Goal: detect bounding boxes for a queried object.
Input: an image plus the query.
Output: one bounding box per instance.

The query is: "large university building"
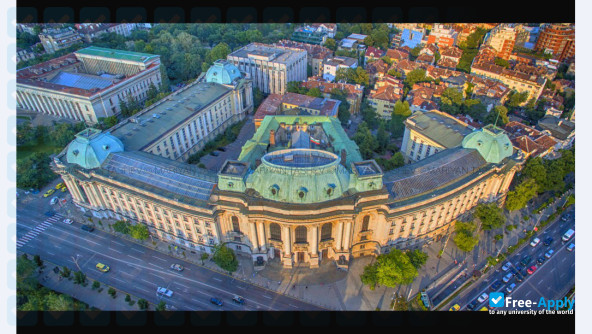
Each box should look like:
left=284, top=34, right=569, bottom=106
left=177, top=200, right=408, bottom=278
left=16, top=46, right=162, bottom=124
left=53, top=79, right=521, bottom=268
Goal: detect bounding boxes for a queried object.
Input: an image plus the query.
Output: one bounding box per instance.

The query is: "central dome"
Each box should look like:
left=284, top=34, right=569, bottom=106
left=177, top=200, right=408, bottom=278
left=245, top=148, right=350, bottom=204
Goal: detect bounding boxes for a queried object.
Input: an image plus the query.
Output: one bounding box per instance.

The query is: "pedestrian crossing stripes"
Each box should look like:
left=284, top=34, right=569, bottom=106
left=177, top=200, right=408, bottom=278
left=17, top=214, right=62, bottom=248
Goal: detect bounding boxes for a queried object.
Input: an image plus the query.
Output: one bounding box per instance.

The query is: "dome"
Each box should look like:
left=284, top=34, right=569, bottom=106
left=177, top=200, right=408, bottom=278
left=245, top=149, right=350, bottom=204
left=461, top=124, right=514, bottom=164
left=205, top=60, right=243, bottom=85
left=66, top=128, right=124, bottom=169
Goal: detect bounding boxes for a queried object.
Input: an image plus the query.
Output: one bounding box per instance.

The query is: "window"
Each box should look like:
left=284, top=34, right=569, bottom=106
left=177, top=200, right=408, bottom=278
left=361, top=216, right=370, bottom=232
left=321, top=223, right=332, bottom=241
left=295, top=226, right=307, bottom=243
left=270, top=223, right=281, bottom=241
left=231, top=216, right=240, bottom=233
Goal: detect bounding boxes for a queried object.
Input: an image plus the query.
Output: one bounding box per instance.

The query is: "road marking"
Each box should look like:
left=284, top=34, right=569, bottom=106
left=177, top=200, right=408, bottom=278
left=141, top=278, right=153, bottom=285
left=538, top=279, right=544, bottom=285
left=127, top=255, right=142, bottom=261
left=111, top=241, right=125, bottom=246
left=108, top=248, right=123, bottom=253
left=152, top=256, right=167, bottom=262
left=111, top=277, right=126, bottom=284
left=130, top=248, right=144, bottom=253
left=147, top=262, right=160, bottom=268
left=212, top=277, right=222, bottom=282
left=262, top=295, right=272, bottom=299
left=136, top=287, right=152, bottom=294
left=174, top=283, right=191, bottom=290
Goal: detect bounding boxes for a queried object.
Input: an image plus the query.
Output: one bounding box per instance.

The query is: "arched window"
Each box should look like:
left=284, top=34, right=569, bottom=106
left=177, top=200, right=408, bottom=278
left=361, top=215, right=370, bottom=232
left=321, top=223, right=332, bottom=241
left=231, top=216, right=240, bottom=233
left=295, top=226, right=307, bottom=243
left=270, top=223, right=281, bottom=241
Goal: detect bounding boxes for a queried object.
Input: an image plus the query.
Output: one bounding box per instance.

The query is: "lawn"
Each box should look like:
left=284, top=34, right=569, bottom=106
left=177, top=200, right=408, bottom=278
left=17, top=143, right=62, bottom=162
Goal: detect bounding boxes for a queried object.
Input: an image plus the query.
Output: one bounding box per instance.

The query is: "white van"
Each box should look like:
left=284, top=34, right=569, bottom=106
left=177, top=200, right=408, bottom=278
left=562, top=229, right=574, bottom=242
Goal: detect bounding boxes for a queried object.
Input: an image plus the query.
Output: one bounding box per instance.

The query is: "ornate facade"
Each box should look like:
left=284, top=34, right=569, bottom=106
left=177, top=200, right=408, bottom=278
left=52, top=68, right=521, bottom=269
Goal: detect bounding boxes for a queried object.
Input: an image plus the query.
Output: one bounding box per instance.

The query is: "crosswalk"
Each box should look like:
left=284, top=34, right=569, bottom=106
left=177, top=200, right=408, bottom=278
left=17, top=214, right=63, bottom=248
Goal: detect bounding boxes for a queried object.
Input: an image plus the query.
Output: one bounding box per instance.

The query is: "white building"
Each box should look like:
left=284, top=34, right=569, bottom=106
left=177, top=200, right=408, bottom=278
left=322, top=56, right=358, bottom=82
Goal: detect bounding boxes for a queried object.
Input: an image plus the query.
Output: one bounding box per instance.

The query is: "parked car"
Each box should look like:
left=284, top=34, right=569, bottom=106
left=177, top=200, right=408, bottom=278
left=501, top=262, right=512, bottom=271
left=44, top=211, right=55, bottom=217
left=55, top=182, right=65, bottom=190
left=537, top=256, right=546, bottom=265
left=157, top=287, right=174, bottom=298
left=543, top=237, right=553, bottom=246
left=170, top=264, right=184, bottom=272
left=60, top=186, right=68, bottom=192
left=503, top=272, right=513, bottom=283
left=63, top=218, right=73, bottom=224
left=449, top=304, right=461, bottom=311
left=530, top=238, right=541, bottom=247
left=562, top=229, right=574, bottom=242
left=81, top=225, right=94, bottom=232
left=210, top=297, right=223, bottom=306
left=210, top=151, right=220, bottom=156
left=477, top=293, right=489, bottom=303
left=43, top=189, right=55, bottom=197
left=506, top=283, right=517, bottom=293
left=217, top=147, right=226, bottom=152
left=566, top=242, right=575, bottom=252
left=466, top=300, right=478, bottom=311
left=490, top=280, right=502, bottom=291
left=96, top=263, right=110, bottom=273
left=515, top=273, right=524, bottom=282
left=232, top=295, right=245, bottom=305
left=545, top=250, right=554, bottom=258
left=520, top=255, right=531, bottom=267
left=50, top=197, right=59, bottom=205
left=527, top=265, right=537, bottom=275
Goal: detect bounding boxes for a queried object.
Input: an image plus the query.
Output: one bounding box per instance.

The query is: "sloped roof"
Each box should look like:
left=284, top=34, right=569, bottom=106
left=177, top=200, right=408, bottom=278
left=66, top=128, right=124, bottom=169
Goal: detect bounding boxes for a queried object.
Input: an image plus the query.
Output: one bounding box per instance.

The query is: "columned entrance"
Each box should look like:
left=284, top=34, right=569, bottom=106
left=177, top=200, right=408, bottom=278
left=297, top=252, right=305, bottom=263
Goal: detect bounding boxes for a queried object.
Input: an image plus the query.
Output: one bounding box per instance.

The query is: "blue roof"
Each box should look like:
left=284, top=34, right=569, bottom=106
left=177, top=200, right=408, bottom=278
left=49, top=71, right=115, bottom=90
left=401, top=29, right=423, bottom=48
left=66, top=128, right=125, bottom=169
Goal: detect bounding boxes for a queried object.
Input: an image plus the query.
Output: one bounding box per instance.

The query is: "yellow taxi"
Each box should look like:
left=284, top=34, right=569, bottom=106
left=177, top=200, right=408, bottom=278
left=449, top=304, right=461, bottom=311
left=479, top=306, right=489, bottom=311
left=60, top=185, right=67, bottom=192
left=55, top=182, right=65, bottom=190
left=43, top=189, right=55, bottom=197
left=96, top=263, right=110, bottom=273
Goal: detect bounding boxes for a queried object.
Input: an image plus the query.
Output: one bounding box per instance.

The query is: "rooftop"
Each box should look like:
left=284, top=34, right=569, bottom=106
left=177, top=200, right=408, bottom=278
left=228, top=43, right=306, bottom=64
left=75, top=46, right=159, bottom=64
left=110, top=81, right=231, bottom=151
left=405, top=110, right=474, bottom=147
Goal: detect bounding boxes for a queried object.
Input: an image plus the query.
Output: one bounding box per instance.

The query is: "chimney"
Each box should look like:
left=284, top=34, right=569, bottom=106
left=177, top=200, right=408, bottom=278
left=269, top=129, right=276, bottom=146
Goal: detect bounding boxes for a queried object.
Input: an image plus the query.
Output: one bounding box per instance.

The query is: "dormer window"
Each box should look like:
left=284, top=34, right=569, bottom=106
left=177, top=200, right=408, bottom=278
left=298, top=187, right=308, bottom=199
left=270, top=184, right=280, bottom=196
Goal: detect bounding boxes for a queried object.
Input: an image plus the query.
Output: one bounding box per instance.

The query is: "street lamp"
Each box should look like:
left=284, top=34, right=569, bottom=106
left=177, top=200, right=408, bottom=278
left=71, top=254, right=82, bottom=271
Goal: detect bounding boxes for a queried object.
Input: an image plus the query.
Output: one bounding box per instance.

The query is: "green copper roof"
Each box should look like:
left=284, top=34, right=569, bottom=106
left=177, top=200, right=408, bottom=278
left=66, top=128, right=125, bottom=169
left=238, top=115, right=363, bottom=169
left=205, top=60, right=243, bottom=85
left=245, top=149, right=351, bottom=204
left=461, top=124, right=514, bottom=164
left=75, top=46, right=159, bottom=63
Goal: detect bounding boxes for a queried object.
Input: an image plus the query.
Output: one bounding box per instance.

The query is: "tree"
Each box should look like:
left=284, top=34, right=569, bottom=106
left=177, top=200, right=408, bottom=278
left=60, top=266, right=71, bottom=278
left=212, top=244, right=238, bottom=273
left=156, top=301, right=167, bottom=311
left=17, top=152, right=57, bottom=190
left=440, top=88, right=464, bottom=115
left=73, top=271, right=87, bottom=285
left=45, top=292, right=74, bottom=311
left=453, top=221, right=480, bottom=252
left=112, top=220, right=131, bottom=235
left=323, top=38, right=337, bottom=51
left=403, top=68, right=428, bottom=88
left=306, top=87, right=322, bottom=98
left=17, top=254, right=39, bottom=292
left=360, top=249, right=419, bottom=290
left=287, top=81, right=306, bottom=94
left=494, top=57, right=510, bottom=68
left=474, top=203, right=505, bottom=230
left=92, top=281, right=100, bottom=290
left=137, top=298, right=149, bottom=310
left=464, top=99, right=487, bottom=121
left=353, top=122, right=378, bottom=159
left=108, top=287, right=117, bottom=298
left=129, top=223, right=150, bottom=241
left=376, top=122, right=389, bottom=152
left=253, top=87, right=265, bottom=109
left=506, top=91, right=529, bottom=109
left=406, top=250, right=428, bottom=269
left=505, top=178, right=539, bottom=211
left=17, top=123, right=36, bottom=146
left=33, top=255, right=43, bottom=267
left=484, top=105, right=509, bottom=126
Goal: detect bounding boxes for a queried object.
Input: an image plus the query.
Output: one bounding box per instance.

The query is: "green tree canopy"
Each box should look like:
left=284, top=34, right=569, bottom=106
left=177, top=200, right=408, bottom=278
left=474, top=203, right=505, bottom=230
left=212, top=244, right=239, bottom=273
left=453, top=221, right=480, bottom=252
left=360, top=249, right=419, bottom=290
left=505, top=178, right=539, bottom=211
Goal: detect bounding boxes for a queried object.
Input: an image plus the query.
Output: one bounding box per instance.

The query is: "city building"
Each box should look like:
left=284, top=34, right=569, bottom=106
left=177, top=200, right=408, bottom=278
left=16, top=47, right=36, bottom=63
left=108, top=60, right=253, bottom=162
left=401, top=109, right=475, bottom=163
left=52, top=114, right=520, bottom=269
left=536, top=116, right=575, bottom=149
left=367, top=76, right=404, bottom=118
left=535, top=23, right=575, bottom=61
left=254, top=93, right=340, bottom=129
left=504, top=121, right=559, bottom=159
left=483, top=24, right=517, bottom=60
left=427, top=24, right=458, bottom=48
left=300, top=78, right=364, bottom=114
left=38, top=27, right=83, bottom=54
left=322, top=56, right=358, bottom=82
left=16, top=46, right=162, bottom=124
left=364, top=46, right=385, bottom=64
left=291, top=26, right=327, bottom=45
left=399, top=28, right=424, bottom=49
left=75, top=23, right=139, bottom=43
left=275, top=40, right=333, bottom=77
left=227, top=43, right=307, bottom=95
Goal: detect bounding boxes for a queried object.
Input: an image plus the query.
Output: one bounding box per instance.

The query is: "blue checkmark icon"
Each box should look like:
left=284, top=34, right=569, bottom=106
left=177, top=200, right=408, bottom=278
left=489, top=292, right=505, bottom=308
